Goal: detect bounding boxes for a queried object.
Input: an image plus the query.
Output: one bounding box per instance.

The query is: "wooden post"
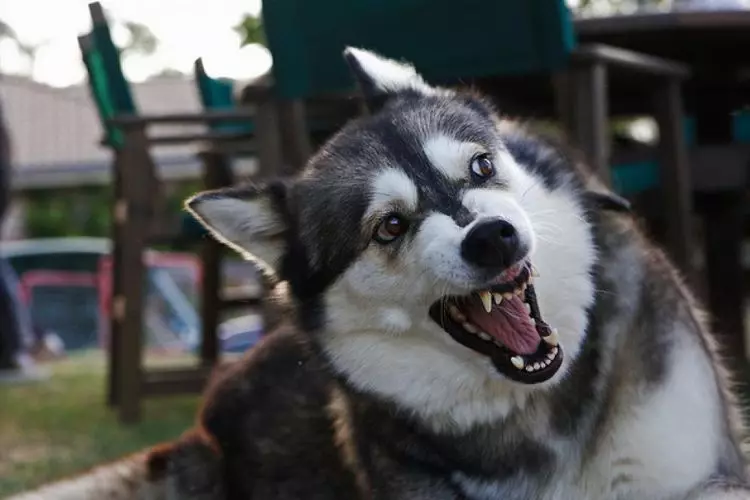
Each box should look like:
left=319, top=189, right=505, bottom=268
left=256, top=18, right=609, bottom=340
left=654, top=78, right=696, bottom=283
left=277, top=99, right=312, bottom=174
left=254, top=98, right=284, bottom=179
left=572, top=62, right=611, bottom=185
left=197, top=151, right=231, bottom=368
left=107, top=153, right=123, bottom=407
left=115, top=126, right=155, bottom=424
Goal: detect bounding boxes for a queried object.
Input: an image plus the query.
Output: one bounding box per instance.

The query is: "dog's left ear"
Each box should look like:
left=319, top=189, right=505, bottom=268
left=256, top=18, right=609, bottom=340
left=343, top=47, right=443, bottom=112
left=583, top=190, right=632, bottom=214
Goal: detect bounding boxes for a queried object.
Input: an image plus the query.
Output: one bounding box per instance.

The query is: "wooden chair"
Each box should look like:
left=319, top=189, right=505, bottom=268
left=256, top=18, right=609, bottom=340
left=260, top=0, right=694, bottom=279
left=79, top=1, right=268, bottom=424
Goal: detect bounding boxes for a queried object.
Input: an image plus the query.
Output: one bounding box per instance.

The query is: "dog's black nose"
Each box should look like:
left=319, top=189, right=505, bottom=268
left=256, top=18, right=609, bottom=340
left=461, top=218, right=524, bottom=269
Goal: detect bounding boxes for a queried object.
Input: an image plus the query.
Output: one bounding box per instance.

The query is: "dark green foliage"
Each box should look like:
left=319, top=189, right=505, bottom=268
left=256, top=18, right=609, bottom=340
left=234, top=13, right=266, bottom=46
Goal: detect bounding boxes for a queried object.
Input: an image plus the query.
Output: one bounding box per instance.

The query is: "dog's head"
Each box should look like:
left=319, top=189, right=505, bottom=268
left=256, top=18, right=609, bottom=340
left=187, top=48, right=601, bottom=430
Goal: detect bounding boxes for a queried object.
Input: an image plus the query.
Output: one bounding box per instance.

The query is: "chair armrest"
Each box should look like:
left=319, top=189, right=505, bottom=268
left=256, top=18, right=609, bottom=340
left=571, top=44, right=691, bottom=79
left=107, top=110, right=257, bottom=128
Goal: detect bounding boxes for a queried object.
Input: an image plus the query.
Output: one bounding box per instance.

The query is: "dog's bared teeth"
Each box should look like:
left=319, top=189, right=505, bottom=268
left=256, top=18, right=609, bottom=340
left=531, top=265, right=540, bottom=277
left=479, top=291, right=492, bottom=313
left=477, top=331, right=491, bottom=341
left=503, top=292, right=513, bottom=300
left=463, top=322, right=478, bottom=334
left=524, top=303, right=532, bottom=314
left=510, top=356, right=525, bottom=369
left=544, top=329, right=560, bottom=346
left=449, top=305, right=465, bottom=322
left=525, top=365, right=534, bottom=372
left=493, top=293, right=503, bottom=305
left=533, top=362, right=541, bottom=370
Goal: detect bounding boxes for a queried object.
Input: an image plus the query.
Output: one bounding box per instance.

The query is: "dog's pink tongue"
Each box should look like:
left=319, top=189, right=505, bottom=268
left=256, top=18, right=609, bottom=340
left=463, top=296, right=540, bottom=354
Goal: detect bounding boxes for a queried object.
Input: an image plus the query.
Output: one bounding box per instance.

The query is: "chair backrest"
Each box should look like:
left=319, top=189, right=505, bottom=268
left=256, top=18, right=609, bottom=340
left=79, top=2, right=137, bottom=149
left=262, top=0, right=576, bottom=99
left=193, top=58, right=254, bottom=134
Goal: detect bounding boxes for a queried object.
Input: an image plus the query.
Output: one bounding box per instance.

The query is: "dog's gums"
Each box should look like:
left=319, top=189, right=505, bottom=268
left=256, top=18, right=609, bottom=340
left=428, top=262, right=563, bottom=384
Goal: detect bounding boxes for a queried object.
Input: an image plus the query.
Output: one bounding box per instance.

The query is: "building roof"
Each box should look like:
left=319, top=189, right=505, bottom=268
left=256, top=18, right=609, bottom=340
left=0, top=74, right=252, bottom=189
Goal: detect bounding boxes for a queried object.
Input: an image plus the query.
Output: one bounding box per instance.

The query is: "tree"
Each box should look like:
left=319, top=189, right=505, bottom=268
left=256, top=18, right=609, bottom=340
left=121, top=21, right=159, bottom=57
left=234, top=13, right=266, bottom=47
left=0, top=19, right=17, bottom=42
left=0, top=19, right=34, bottom=75
left=574, top=0, right=668, bottom=14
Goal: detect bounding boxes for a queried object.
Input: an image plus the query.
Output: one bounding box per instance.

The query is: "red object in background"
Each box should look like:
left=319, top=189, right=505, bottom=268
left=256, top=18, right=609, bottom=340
left=18, top=252, right=201, bottom=351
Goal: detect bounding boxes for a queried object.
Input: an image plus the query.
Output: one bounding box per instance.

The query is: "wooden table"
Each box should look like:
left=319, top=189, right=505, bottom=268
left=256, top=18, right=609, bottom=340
left=577, top=9, right=750, bottom=367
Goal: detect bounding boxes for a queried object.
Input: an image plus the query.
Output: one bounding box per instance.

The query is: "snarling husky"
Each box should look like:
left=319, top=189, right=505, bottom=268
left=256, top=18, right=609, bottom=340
left=12, top=48, right=749, bottom=500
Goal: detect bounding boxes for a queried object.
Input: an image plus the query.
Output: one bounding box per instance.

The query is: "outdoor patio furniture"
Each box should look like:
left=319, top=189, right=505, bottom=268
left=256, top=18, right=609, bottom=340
left=576, top=8, right=750, bottom=370
left=256, top=0, right=695, bottom=282
left=78, top=1, right=269, bottom=424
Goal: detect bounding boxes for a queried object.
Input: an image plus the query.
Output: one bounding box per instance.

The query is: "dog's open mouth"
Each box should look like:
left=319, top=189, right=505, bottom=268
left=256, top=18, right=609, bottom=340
left=428, top=262, right=563, bottom=384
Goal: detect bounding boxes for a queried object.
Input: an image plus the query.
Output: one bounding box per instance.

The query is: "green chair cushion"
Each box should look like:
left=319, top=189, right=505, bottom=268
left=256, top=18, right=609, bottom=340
left=262, top=0, right=575, bottom=99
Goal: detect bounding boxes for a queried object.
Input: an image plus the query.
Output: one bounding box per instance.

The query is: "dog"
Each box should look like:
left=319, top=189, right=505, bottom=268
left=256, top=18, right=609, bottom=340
left=11, top=47, right=749, bottom=500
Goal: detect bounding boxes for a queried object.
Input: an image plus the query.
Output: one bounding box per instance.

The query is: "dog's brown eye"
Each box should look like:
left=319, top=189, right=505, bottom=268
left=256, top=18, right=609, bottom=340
left=471, top=154, right=494, bottom=180
left=374, top=214, right=409, bottom=244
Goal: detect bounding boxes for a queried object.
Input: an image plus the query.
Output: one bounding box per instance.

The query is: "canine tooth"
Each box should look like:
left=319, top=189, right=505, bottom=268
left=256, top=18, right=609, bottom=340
left=544, top=329, right=560, bottom=346
left=510, top=356, right=525, bottom=369
left=463, top=322, right=478, bottom=334
left=493, top=293, right=503, bottom=305
left=479, top=291, right=492, bottom=313
left=533, top=362, right=541, bottom=370
left=531, top=266, right=540, bottom=277
left=478, top=332, right=491, bottom=341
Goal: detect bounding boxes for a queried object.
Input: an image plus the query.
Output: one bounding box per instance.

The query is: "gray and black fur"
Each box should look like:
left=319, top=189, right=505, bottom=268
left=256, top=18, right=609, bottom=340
left=174, top=48, right=748, bottom=499
left=15, top=48, right=747, bottom=500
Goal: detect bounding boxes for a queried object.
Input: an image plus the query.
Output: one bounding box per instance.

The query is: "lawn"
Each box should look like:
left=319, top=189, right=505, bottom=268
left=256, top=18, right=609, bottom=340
left=0, top=353, right=200, bottom=497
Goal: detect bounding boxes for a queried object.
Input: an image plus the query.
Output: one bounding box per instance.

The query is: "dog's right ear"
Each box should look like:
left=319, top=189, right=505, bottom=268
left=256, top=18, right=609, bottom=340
left=185, top=181, right=289, bottom=266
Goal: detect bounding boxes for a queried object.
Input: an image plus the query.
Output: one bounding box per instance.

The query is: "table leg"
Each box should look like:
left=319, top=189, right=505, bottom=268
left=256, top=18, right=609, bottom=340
left=654, top=78, right=696, bottom=283
left=702, top=191, right=746, bottom=371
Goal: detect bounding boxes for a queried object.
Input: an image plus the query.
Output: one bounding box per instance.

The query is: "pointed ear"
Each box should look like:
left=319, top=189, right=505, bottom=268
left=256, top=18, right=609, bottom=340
left=185, top=182, right=288, bottom=266
left=583, top=189, right=632, bottom=214
left=343, top=47, right=443, bottom=111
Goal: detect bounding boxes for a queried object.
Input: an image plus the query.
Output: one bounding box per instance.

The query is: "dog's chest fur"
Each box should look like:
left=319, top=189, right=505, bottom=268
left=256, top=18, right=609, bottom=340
left=164, top=211, right=745, bottom=500
left=194, top=328, right=562, bottom=500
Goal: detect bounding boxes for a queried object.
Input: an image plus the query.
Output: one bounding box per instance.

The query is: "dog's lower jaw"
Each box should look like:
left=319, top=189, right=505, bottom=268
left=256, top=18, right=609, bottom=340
left=321, top=287, right=572, bottom=432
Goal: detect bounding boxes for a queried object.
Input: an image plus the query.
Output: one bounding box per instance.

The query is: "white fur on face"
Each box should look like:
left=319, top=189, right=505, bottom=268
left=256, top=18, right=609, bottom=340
left=422, top=135, right=484, bottom=181
left=502, top=152, right=596, bottom=371
left=366, top=167, right=419, bottom=218
left=320, top=144, right=596, bottom=431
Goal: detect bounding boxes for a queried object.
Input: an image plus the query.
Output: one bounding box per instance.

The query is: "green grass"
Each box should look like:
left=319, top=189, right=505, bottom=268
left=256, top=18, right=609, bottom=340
left=0, top=353, right=199, bottom=497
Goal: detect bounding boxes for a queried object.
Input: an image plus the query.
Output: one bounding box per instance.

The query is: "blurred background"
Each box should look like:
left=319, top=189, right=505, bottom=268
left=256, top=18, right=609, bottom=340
left=0, top=0, right=749, bottom=495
